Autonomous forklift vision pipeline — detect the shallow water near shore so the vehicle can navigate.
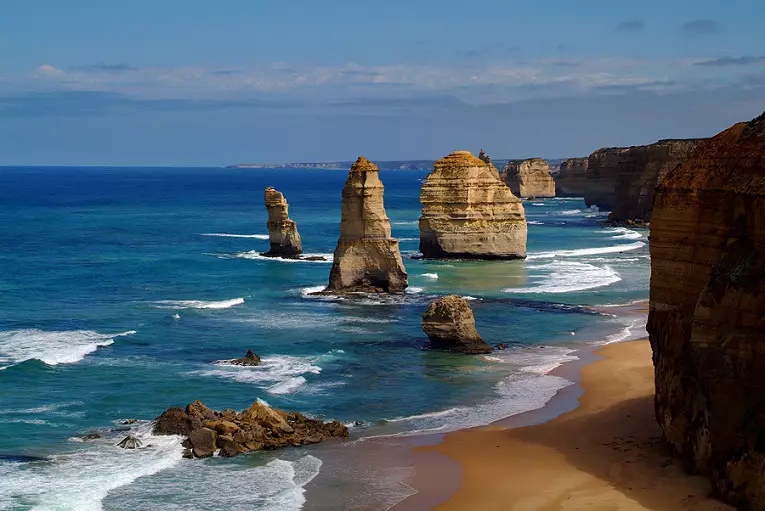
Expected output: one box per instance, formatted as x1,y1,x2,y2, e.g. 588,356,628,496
0,166,649,510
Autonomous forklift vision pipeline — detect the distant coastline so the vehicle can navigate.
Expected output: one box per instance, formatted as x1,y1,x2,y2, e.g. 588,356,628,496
226,158,567,171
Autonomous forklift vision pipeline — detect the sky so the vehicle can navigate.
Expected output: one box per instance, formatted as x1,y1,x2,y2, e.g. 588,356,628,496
1,0,764,165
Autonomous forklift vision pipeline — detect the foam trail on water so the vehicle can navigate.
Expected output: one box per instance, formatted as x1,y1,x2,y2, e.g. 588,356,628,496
227,251,333,264
422,273,438,279
0,422,183,511
527,241,645,260
200,233,270,239
606,227,643,240
0,330,135,370
505,261,621,293
153,298,244,310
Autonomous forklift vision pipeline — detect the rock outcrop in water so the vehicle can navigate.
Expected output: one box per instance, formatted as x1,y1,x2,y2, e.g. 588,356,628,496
555,158,588,197
324,157,408,293
584,139,704,218
154,400,348,458
419,151,527,259
262,187,302,258
648,112,765,509
501,158,556,198
422,295,493,354
221,350,261,366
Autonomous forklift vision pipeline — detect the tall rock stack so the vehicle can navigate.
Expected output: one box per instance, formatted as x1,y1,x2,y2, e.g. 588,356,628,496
419,150,527,259
555,157,589,197
648,112,765,509
324,157,408,293
262,187,302,258
501,158,556,198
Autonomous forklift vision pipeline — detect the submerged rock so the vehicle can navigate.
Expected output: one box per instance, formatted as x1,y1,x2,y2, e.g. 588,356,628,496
223,349,261,366
153,399,348,458
419,151,527,259
501,158,556,198
117,436,143,449
422,295,493,354
648,111,765,509
262,187,302,258
323,157,408,293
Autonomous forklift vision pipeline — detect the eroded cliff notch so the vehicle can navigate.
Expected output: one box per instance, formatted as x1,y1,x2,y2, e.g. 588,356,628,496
419,151,527,259
324,157,408,293
648,112,765,509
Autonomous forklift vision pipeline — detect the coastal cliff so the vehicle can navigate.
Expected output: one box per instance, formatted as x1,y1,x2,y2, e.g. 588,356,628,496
324,157,408,293
647,112,765,509
501,158,556,198
419,151,527,259
585,139,704,217
555,158,588,197
262,187,302,258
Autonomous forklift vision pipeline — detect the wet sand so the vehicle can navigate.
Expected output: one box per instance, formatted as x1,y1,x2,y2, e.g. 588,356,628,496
395,340,734,511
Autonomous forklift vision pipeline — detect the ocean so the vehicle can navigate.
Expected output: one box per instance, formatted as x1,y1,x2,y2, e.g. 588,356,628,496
0,166,649,510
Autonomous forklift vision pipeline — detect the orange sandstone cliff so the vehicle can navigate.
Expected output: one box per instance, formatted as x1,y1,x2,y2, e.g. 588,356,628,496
648,112,765,509
555,157,588,197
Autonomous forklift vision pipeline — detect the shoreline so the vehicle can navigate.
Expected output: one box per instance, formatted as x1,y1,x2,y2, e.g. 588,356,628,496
393,339,733,511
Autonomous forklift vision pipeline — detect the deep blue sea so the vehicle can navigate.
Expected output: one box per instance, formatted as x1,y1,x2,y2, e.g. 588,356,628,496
0,167,649,510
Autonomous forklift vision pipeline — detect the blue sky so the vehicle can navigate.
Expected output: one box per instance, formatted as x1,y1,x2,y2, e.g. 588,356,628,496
1,0,764,165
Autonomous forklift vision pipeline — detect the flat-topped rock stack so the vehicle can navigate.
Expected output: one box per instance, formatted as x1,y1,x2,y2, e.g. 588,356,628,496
323,157,408,293
501,158,556,198
648,112,765,509
419,151,527,259
262,187,302,258
555,157,589,197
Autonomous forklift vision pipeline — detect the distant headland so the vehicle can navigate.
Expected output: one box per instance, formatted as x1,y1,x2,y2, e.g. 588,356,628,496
226,158,567,171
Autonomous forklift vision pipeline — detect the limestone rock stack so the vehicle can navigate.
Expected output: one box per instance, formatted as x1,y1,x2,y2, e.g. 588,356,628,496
419,151,527,259
648,112,765,509
422,295,493,354
324,157,408,293
262,187,302,258
501,158,556,198
555,158,589,197
584,148,630,210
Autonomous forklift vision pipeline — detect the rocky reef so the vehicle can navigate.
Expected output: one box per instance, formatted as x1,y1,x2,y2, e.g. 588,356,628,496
584,139,703,218
501,158,556,198
324,157,408,293
555,157,589,197
648,112,765,509
154,400,348,458
262,187,302,258
422,295,493,354
419,151,527,259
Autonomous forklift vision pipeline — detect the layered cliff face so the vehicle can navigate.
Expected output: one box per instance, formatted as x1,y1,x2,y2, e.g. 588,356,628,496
555,158,588,197
422,295,493,354
609,139,705,222
325,157,408,293
584,148,631,210
501,158,556,198
419,151,527,259
648,112,765,509
262,187,302,258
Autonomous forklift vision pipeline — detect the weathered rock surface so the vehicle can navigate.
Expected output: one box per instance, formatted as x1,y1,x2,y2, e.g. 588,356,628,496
478,149,501,178
422,295,493,354
117,436,142,449
501,158,556,198
555,158,589,197
262,187,302,258
419,151,527,259
221,349,261,366
324,157,408,293
648,112,765,509
154,400,348,458
584,139,704,216
609,139,705,222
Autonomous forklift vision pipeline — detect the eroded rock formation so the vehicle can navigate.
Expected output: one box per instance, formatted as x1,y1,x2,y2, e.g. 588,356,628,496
584,139,704,217
154,400,349,458
262,187,302,258
422,295,493,354
648,112,765,509
501,158,556,198
478,149,501,178
419,151,527,259
324,157,408,293
555,158,589,197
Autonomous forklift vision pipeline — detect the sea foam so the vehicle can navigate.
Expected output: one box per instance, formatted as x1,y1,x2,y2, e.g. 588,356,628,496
199,354,326,395
200,233,270,239
152,298,244,310
527,241,645,260
505,260,621,293
0,330,135,370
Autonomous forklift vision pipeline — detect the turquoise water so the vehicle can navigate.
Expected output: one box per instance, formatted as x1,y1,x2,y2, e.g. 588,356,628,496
0,167,649,510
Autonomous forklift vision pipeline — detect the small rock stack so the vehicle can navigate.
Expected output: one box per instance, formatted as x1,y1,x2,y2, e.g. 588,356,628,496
422,295,493,354
262,187,302,258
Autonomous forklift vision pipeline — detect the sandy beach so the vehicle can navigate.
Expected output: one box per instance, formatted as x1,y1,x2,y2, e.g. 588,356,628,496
396,340,734,511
